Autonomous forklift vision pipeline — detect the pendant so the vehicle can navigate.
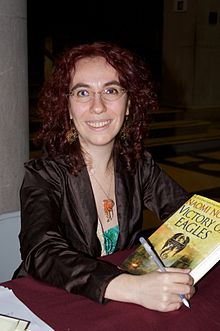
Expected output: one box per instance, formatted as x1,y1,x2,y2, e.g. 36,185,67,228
103,199,115,222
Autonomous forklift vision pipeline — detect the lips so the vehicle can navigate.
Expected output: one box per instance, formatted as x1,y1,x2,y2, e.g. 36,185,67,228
86,120,111,128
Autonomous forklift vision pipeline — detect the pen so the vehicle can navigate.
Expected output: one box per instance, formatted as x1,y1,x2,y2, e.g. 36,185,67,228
139,237,190,309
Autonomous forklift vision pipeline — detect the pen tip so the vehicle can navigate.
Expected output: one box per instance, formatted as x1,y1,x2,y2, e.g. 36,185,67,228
182,298,190,308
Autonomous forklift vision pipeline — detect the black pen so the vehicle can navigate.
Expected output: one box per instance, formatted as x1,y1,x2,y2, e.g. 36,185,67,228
139,237,190,308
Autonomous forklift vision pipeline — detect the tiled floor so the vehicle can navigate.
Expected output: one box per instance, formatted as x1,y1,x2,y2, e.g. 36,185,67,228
147,106,220,204
157,149,220,202
143,147,220,231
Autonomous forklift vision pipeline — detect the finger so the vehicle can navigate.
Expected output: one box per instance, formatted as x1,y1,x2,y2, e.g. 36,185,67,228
171,282,195,299
165,267,191,273
156,292,183,312
163,269,194,285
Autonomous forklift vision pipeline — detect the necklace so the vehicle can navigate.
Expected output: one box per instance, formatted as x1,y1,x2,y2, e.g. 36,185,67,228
90,170,115,222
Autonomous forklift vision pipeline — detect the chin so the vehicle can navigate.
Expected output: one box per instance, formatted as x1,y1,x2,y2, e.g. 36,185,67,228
92,137,114,146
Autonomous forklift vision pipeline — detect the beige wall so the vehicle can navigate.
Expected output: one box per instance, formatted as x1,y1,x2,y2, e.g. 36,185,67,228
161,0,220,109
0,0,28,213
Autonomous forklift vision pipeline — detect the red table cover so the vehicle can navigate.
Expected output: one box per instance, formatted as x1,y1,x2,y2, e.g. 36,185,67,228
2,249,220,331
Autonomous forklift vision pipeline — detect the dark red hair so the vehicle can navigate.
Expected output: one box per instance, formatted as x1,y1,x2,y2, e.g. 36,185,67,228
36,41,158,174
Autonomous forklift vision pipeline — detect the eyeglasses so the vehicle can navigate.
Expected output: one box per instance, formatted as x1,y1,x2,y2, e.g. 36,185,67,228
68,86,127,103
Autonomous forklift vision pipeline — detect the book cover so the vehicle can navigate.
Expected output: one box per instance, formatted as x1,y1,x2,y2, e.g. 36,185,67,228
120,194,220,284
0,314,30,331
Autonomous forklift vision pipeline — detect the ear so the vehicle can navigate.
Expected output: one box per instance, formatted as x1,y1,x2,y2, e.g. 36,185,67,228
68,104,73,120
126,99,130,116
67,93,73,119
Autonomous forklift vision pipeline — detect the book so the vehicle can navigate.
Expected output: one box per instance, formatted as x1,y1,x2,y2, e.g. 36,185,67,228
0,314,30,331
120,194,220,284
0,286,54,331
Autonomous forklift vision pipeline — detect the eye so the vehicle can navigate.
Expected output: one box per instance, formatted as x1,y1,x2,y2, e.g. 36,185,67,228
104,87,120,95
76,89,90,98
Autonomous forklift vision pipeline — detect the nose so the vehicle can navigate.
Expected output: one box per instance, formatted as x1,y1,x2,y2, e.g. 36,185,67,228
89,93,106,114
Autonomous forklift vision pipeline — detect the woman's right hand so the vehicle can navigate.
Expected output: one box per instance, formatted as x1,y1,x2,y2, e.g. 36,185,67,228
105,268,195,312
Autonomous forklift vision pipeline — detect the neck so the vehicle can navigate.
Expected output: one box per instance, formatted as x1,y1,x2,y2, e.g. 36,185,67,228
82,143,116,226
82,144,114,174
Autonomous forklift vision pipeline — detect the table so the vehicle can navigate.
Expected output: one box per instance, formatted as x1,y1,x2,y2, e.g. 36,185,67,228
2,250,220,331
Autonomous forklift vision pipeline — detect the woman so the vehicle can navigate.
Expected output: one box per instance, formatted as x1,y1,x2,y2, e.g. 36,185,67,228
17,42,194,312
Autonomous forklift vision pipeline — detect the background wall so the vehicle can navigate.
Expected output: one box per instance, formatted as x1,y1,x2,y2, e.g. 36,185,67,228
0,0,28,213
161,0,220,109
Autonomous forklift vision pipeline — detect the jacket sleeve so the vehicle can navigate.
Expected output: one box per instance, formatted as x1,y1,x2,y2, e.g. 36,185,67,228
19,159,124,303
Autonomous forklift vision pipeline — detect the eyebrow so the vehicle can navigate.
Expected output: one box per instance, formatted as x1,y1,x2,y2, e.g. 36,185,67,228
70,80,121,91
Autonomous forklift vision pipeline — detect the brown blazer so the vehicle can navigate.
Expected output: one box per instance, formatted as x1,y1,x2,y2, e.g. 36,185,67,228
17,150,189,303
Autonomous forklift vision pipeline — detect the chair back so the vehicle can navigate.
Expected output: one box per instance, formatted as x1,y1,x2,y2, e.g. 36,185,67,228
0,211,21,282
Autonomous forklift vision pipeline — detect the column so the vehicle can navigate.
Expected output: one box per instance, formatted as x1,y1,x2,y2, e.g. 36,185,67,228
0,0,28,213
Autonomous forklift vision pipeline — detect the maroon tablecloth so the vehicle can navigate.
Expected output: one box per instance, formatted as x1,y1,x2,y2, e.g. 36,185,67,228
2,249,220,331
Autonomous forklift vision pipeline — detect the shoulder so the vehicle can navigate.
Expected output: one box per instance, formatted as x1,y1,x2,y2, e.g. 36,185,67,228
23,157,69,189
135,149,185,193
136,149,162,177
116,149,161,180
25,156,67,172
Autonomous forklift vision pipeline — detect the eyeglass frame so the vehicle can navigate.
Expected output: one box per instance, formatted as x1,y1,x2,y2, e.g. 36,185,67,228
67,85,127,103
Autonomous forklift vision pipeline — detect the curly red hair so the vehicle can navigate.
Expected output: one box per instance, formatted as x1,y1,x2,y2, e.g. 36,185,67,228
36,41,158,174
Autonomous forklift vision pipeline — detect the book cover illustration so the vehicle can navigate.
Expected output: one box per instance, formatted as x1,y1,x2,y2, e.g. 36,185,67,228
121,195,220,283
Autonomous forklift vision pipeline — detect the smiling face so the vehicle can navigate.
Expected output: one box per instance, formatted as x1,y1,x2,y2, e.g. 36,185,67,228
68,56,129,151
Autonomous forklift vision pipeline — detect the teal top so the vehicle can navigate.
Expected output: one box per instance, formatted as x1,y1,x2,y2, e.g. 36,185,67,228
97,221,119,256
103,225,119,255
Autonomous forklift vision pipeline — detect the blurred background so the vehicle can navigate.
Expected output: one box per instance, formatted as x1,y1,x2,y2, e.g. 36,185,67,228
0,0,220,217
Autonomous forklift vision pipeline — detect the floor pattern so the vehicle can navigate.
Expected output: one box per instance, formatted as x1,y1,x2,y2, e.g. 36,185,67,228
156,149,220,202
143,147,220,231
